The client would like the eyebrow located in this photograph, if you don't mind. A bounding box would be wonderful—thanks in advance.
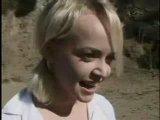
[75,47,101,53]
[74,47,115,56]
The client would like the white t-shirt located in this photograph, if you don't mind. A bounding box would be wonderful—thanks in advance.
[2,89,116,120]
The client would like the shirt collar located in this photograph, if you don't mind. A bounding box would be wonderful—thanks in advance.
[2,88,43,120]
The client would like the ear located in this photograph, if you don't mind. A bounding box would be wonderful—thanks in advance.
[40,42,55,61]
[46,58,55,74]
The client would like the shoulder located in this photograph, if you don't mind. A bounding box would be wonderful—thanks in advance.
[2,88,43,120]
[2,88,29,119]
[88,93,116,120]
[92,94,114,110]
[2,88,31,114]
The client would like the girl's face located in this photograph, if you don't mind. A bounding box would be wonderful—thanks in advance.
[47,14,114,102]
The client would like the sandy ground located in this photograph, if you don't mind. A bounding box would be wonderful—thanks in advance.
[2,12,159,120]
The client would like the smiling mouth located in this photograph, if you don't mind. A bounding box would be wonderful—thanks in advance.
[79,81,96,89]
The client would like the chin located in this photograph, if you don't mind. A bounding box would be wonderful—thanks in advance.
[77,93,94,103]
[74,83,96,102]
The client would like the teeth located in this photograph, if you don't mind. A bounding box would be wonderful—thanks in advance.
[79,81,96,89]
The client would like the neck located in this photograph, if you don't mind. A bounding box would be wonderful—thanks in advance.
[33,60,81,116]
[33,94,84,117]
[33,76,77,116]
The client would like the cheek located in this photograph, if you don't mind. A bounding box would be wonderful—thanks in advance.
[50,54,95,83]
[69,57,95,79]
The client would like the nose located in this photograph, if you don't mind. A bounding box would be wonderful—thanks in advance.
[90,61,111,82]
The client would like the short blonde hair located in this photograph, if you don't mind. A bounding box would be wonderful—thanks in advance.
[28,0,123,104]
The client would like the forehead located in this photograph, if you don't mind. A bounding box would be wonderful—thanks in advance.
[70,13,111,52]
[73,13,107,39]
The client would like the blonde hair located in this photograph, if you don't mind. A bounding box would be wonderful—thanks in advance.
[28,0,123,104]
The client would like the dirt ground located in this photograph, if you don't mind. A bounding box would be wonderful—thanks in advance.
[2,12,159,120]
[98,66,159,120]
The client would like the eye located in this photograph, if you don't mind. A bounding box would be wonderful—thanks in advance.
[105,53,115,65]
[73,48,101,62]
[80,52,98,62]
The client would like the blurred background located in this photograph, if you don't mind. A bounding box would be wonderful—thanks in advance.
[2,0,159,120]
